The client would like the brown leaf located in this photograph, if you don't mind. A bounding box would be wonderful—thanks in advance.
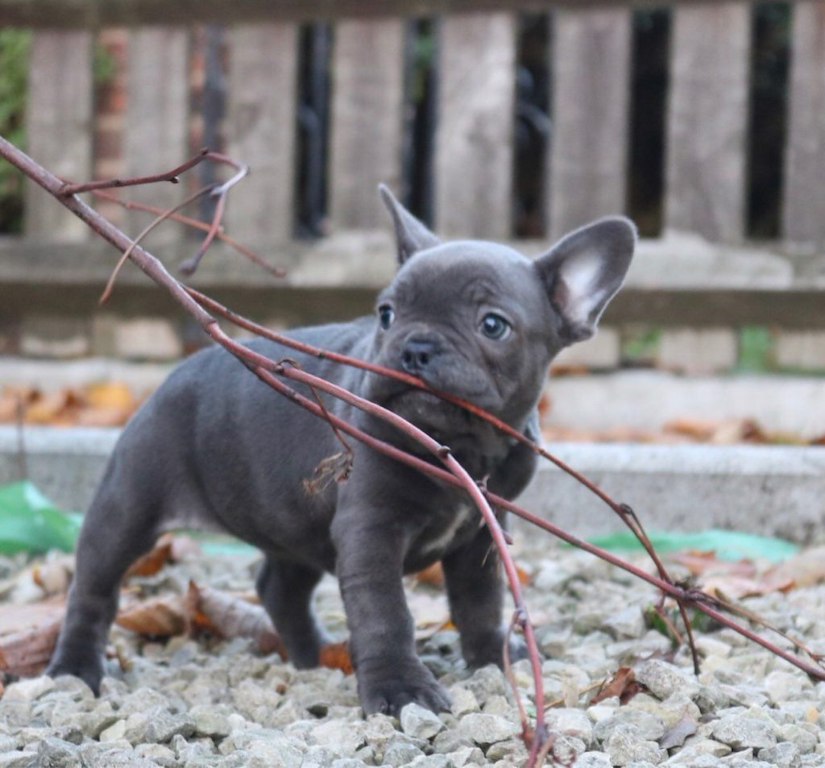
[703,574,794,601]
[319,641,354,674]
[591,667,643,705]
[669,551,757,578]
[663,418,719,441]
[414,563,445,587]
[116,595,187,638]
[32,557,74,597]
[85,381,136,412]
[25,390,84,425]
[767,546,825,590]
[0,599,66,677]
[126,534,175,579]
[710,419,768,445]
[75,407,131,427]
[185,581,284,656]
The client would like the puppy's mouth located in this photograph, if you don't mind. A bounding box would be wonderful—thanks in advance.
[383,388,469,439]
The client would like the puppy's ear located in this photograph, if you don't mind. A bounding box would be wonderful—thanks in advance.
[534,217,636,344]
[379,184,441,264]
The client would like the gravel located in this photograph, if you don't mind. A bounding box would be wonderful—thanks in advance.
[3,537,825,767]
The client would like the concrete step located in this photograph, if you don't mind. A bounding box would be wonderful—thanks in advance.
[2,425,822,545]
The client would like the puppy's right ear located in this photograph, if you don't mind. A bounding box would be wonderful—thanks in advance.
[379,184,441,264]
[534,216,636,345]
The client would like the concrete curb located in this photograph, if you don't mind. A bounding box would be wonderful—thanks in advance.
[2,426,823,544]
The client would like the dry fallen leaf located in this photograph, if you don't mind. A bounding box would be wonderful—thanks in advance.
[670,551,794,599]
[32,556,74,597]
[186,581,284,655]
[670,551,757,578]
[767,546,825,590]
[319,641,354,674]
[116,595,188,638]
[126,534,175,579]
[590,666,643,705]
[85,381,136,411]
[0,599,66,677]
[24,390,83,425]
[414,563,445,587]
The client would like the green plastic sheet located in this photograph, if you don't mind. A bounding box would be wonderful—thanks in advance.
[0,481,81,555]
[588,528,799,564]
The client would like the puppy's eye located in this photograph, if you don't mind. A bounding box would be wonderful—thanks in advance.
[480,312,511,340]
[378,304,395,330]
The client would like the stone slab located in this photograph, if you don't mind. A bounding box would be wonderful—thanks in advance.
[1,425,822,544]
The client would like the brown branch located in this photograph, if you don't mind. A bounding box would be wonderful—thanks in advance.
[183,287,698,662]
[59,148,210,196]
[99,185,219,305]
[179,152,250,276]
[92,190,286,278]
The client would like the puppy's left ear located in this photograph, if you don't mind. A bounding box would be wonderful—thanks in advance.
[535,217,636,344]
[379,184,441,264]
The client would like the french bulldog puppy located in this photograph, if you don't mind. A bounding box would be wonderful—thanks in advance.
[48,187,635,715]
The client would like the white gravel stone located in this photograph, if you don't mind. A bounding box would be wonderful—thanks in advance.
[458,713,520,746]
[576,752,614,768]
[602,725,667,766]
[400,702,446,740]
[448,685,481,717]
[11,542,825,768]
[711,713,778,750]
[2,676,55,702]
[546,707,593,747]
[634,659,700,701]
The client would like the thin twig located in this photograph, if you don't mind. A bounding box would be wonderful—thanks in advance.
[59,148,210,196]
[92,189,286,278]
[180,152,250,276]
[184,287,698,661]
[99,185,218,305]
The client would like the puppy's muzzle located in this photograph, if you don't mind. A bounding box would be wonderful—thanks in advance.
[401,335,442,375]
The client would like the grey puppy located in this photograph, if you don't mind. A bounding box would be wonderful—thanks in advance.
[48,187,635,715]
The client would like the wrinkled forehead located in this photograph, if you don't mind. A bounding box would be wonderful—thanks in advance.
[388,241,541,306]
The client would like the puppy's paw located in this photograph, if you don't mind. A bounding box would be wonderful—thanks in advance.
[46,652,104,696]
[359,661,451,716]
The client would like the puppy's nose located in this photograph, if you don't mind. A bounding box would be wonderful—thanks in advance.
[401,337,439,374]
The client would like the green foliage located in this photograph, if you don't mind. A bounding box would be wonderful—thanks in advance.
[0,29,31,233]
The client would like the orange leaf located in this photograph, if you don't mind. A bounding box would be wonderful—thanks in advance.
[126,534,175,579]
[414,563,445,587]
[116,595,187,638]
[25,390,81,425]
[319,641,354,674]
[85,382,136,411]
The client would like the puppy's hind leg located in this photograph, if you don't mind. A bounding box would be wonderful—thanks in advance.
[47,465,163,694]
[256,556,327,669]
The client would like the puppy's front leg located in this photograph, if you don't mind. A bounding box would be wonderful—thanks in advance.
[331,494,450,715]
[442,527,526,668]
